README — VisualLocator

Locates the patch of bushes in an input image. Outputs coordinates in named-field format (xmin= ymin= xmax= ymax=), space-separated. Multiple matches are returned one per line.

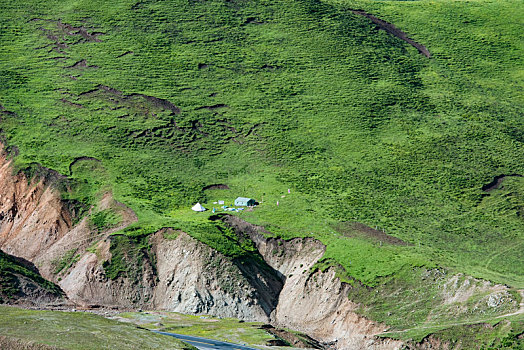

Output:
xmin=102 ymin=234 xmax=152 ymax=281
xmin=51 ymin=249 xmax=80 ymax=275
xmin=90 ymin=209 xmax=120 ymax=232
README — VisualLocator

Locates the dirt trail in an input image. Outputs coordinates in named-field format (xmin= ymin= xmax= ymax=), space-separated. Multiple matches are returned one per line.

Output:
xmin=351 ymin=9 xmax=431 ymax=58
xmin=379 ymin=289 xmax=524 ymax=337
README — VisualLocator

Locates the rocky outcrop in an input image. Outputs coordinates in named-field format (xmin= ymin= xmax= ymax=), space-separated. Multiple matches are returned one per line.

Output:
xmin=0 ymin=148 xmax=401 ymax=348
xmin=150 ymin=230 xmax=281 ymax=320
xmin=57 ymin=237 xmax=157 ymax=308
xmin=51 ymin=227 xmax=284 ymax=318
xmin=0 ymin=148 xmax=519 ymax=350
xmin=223 ymin=215 xmax=403 ymax=350
xmin=0 ymin=150 xmax=283 ymax=318
xmin=0 ymin=157 xmax=72 ymax=262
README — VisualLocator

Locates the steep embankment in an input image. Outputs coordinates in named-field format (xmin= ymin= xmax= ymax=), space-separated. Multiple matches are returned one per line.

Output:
xmin=0 ymin=156 xmax=72 ymax=262
xmin=0 ymin=152 xmax=521 ymax=349
xmin=0 ymin=151 xmax=280 ymax=317
xmin=0 ymin=150 xmax=403 ymax=349
xmin=0 ymin=250 xmax=64 ymax=306
xmin=223 ymin=215 xmax=403 ymax=349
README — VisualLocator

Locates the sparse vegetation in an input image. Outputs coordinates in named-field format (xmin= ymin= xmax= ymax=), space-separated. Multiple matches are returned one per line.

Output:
xmin=52 ymin=249 xmax=80 ymax=275
xmin=102 ymin=234 xmax=151 ymax=281
xmin=89 ymin=209 xmax=121 ymax=232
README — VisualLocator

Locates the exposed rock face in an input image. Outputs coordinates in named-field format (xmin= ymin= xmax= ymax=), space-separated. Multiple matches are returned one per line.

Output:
xmin=0 ymin=157 xmax=72 ymax=262
xmin=150 ymin=230 xmax=281 ymax=321
xmin=0 ymin=149 xmax=518 ymax=350
xmin=0 ymin=149 xmax=403 ymax=349
xmin=223 ymin=215 xmax=403 ymax=350
xmin=58 ymin=237 xmax=157 ymax=308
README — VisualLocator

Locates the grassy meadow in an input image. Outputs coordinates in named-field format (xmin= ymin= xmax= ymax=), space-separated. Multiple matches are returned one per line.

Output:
xmin=0 ymin=306 xmax=193 ymax=350
xmin=0 ymin=0 xmax=523 ymax=339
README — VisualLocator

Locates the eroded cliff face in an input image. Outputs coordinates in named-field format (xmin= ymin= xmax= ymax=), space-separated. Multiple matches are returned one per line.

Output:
xmin=0 ymin=157 xmax=72 ymax=262
xmin=223 ymin=215 xmax=403 ymax=350
xmin=0 ymin=150 xmax=403 ymax=349
xmin=150 ymin=230 xmax=281 ymax=320
xmin=1 ymin=150 xmax=518 ymax=350
xmin=0 ymin=152 xmax=280 ymax=317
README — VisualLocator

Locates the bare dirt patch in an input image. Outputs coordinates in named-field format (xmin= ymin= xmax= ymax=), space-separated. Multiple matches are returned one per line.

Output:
xmin=127 ymin=93 xmax=181 ymax=114
xmin=335 ymin=222 xmax=410 ymax=246
xmin=65 ymin=59 xmax=98 ymax=69
xmin=196 ymin=104 xmax=229 ymax=111
xmin=60 ymin=98 xmax=83 ymax=108
xmin=482 ymin=174 xmax=523 ymax=192
xmin=202 ymin=184 xmax=230 ymax=191
xmin=351 ymin=10 xmax=431 ymax=58
xmin=79 ymin=85 xmax=181 ymax=115
xmin=36 ymin=20 xmax=104 ymax=55
xmin=57 ymin=21 xmax=104 ymax=42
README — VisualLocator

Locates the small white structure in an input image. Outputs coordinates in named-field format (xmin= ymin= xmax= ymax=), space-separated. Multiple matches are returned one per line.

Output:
xmin=235 ymin=197 xmax=256 ymax=206
xmin=191 ymin=203 xmax=206 ymax=212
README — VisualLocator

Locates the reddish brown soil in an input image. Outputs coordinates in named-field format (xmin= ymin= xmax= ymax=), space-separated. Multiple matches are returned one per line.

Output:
xmin=351 ymin=10 xmax=431 ymax=58
xmin=336 ymin=222 xmax=409 ymax=246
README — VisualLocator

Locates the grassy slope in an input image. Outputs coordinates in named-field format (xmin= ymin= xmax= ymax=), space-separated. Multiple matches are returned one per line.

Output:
xmin=0 ymin=306 xmax=193 ymax=350
xmin=0 ymin=250 xmax=63 ymax=303
xmin=0 ymin=0 xmax=523 ymax=338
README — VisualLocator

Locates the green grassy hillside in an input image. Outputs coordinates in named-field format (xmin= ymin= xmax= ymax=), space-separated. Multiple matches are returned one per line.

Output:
xmin=0 ymin=250 xmax=63 ymax=303
xmin=0 ymin=0 xmax=522 ymax=328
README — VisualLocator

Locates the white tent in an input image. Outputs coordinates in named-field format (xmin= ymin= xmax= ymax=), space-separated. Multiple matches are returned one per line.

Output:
xmin=191 ymin=202 xmax=206 ymax=212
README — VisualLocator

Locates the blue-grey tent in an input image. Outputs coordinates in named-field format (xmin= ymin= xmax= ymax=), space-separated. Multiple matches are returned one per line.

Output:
xmin=234 ymin=197 xmax=256 ymax=206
